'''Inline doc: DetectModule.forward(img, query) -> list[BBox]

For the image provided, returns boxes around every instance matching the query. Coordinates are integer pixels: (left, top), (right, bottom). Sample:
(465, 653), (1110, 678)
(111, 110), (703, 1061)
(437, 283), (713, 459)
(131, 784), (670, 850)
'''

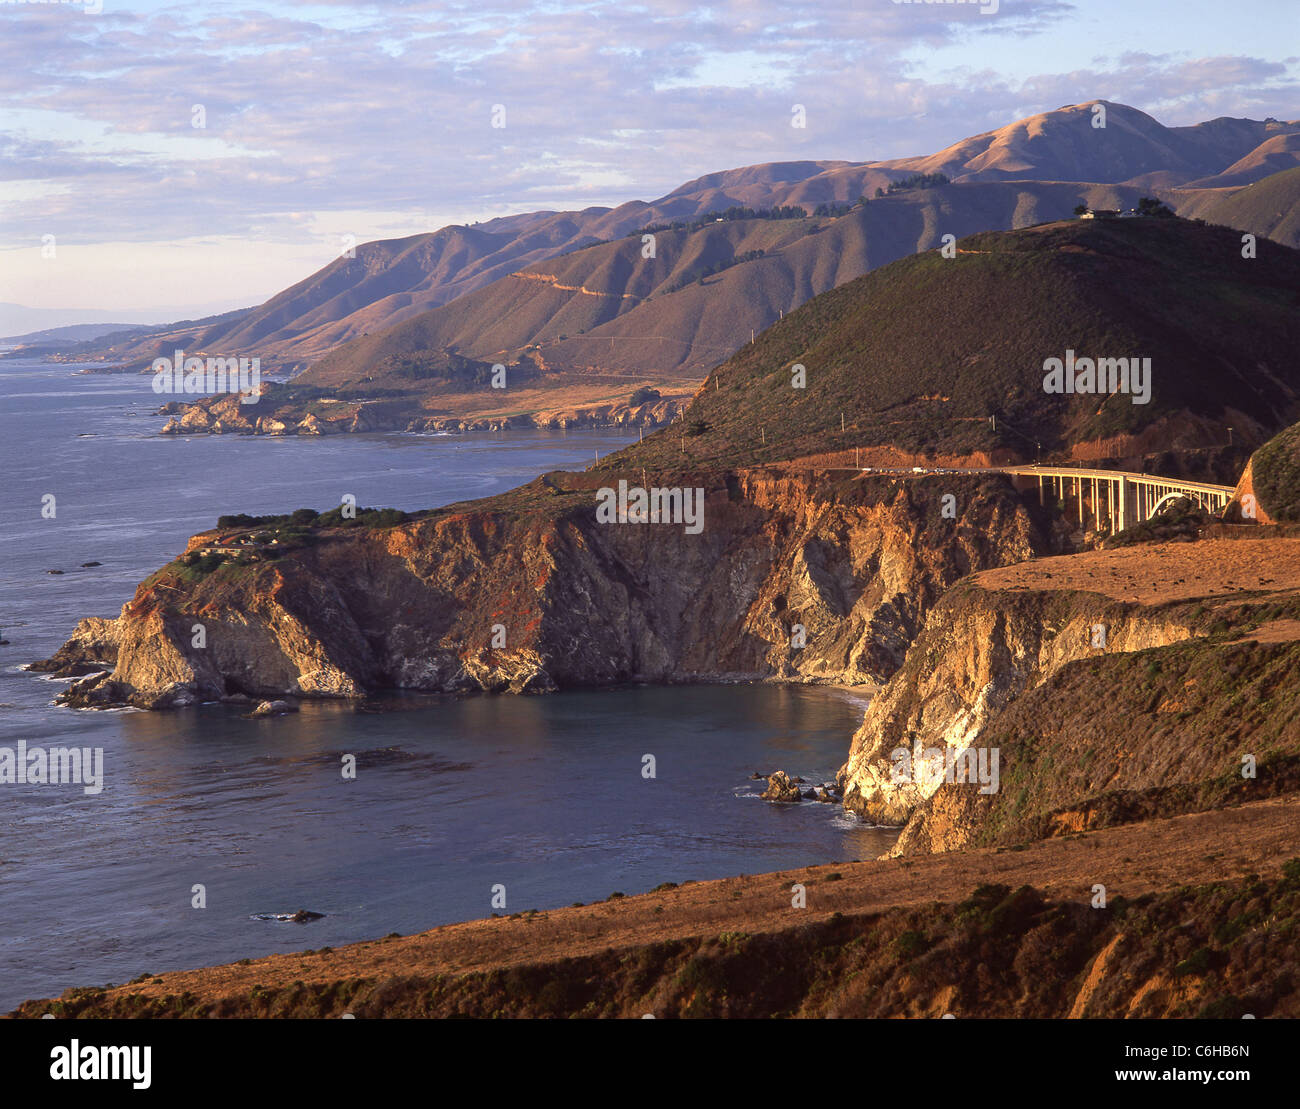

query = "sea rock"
(81, 561), (102, 567)
(761, 770), (803, 803)
(27, 616), (120, 677)
(250, 699), (298, 717)
(298, 413), (341, 436)
(257, 416), (292, 435)
(287, 909), (323, 923)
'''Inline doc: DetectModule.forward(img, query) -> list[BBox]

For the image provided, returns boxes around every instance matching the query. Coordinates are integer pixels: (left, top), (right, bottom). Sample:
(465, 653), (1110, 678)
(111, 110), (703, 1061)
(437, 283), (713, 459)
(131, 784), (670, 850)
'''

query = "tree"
(1137, 196), (1175, 218)
(1073, 203), (1089, 216)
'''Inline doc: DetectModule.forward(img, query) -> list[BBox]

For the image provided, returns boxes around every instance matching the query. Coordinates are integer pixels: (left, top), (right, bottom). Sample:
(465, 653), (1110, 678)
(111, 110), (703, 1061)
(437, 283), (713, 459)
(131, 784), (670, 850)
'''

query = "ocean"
(0, 357), (890, 1011)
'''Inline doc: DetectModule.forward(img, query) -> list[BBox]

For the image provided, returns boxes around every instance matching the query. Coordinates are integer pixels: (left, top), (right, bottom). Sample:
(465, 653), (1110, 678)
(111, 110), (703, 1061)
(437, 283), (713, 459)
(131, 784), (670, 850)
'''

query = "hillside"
(1185, 166), (1300, 249)
(13, 803), (1300, 1017)
(53, 101), (1300, 388)
(301, 181), (1157, 390)
(1235, 414), (1300, 523)
(607, 217), (1300, 475)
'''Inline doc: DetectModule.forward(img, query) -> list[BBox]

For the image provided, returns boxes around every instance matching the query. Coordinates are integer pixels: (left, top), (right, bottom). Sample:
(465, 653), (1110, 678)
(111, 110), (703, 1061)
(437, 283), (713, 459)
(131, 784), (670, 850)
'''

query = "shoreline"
(14, 792), (1297, 1018)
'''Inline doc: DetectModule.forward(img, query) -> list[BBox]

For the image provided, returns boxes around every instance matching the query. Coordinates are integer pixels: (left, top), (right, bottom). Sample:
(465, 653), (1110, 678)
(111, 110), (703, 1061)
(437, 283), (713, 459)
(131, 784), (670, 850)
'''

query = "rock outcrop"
(760, 771), (803, 802)
(839, 537), (1300, 855)
(37, 468), (1048, 710)
(159, 395), (686, 437)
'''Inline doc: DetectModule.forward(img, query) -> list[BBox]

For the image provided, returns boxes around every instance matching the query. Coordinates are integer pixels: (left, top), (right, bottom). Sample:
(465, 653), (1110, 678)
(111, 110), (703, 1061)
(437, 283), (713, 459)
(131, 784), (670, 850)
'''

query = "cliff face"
(839, 538), (1300, 855)
(40, 470), (1046, 710)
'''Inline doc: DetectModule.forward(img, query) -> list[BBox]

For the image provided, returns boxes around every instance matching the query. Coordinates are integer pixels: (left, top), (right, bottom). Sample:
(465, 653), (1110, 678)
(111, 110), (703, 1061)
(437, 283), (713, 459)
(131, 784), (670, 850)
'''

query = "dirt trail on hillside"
(17, 793), (1297, 1013)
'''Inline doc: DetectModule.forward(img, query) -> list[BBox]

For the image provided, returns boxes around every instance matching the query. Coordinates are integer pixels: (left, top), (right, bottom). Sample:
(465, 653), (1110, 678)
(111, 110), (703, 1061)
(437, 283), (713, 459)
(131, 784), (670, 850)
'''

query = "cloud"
(0, 0), (1083, 244)
(0, 0), (1294, 307)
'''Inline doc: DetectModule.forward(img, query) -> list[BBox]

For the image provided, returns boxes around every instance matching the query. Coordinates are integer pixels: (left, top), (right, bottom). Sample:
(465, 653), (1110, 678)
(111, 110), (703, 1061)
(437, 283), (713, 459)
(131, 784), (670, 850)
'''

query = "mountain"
(0, 304), (204, 343)
(302, 180), (1156, 389)
(609, 216), (1300, 477)
(56, 101), (1300, 392)
(876, 102), (1299, 185)
(0, 320), (149, 349)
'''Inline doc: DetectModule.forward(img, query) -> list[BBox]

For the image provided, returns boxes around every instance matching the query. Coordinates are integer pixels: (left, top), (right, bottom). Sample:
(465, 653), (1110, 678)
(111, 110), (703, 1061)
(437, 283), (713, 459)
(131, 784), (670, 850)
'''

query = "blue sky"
(2, 0), (1296, 318)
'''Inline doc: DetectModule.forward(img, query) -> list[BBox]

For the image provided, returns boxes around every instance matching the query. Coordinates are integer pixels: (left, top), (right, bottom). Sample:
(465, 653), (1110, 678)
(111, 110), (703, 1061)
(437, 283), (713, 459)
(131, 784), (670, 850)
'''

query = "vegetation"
(628, 204), (809, 238)
(875, 172), (950, 198)
(603, 218), (1300, 473)
(1248, 419), (1300, 521)
(1103, 497), (1210, 547)
(1137, 196), (1176, 218)
(215, 506), (410, 534)
(663, 249), (767, 293)
(968, 633), (1300, 848)
(811, 199), (867, 217)
(20, 868), (1300, 1018)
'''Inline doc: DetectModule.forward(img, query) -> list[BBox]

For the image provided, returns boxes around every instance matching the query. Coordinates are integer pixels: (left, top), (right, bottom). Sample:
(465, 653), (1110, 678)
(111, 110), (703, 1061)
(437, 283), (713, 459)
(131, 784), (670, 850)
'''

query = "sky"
(1, 0), (1297, 322)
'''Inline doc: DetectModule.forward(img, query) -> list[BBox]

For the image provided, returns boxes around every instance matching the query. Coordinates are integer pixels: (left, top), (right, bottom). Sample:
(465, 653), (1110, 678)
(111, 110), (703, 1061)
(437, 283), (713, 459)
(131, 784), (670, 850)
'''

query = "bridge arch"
(1148, 491), (1192, 516)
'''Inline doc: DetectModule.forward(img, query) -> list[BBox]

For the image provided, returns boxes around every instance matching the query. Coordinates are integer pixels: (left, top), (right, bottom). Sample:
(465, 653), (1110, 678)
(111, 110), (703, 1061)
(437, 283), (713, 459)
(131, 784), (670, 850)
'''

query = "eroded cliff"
(840, 537), (1300, 854)
(38, 469), (1047, 710)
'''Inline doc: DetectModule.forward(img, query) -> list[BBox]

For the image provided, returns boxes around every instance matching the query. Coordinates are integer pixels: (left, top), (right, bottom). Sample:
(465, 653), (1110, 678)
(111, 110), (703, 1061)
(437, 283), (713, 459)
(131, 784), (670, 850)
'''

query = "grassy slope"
(1249, 418), (1300, 521)
(1185, 166), (1300, 249)
(15, 803), (1300, 1018)
(605, 217), (1300, 471)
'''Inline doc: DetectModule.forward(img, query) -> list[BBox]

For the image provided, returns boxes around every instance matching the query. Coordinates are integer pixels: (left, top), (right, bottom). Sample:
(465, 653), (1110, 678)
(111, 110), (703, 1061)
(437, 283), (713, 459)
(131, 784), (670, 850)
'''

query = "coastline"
(15, 792), (1297, 1018)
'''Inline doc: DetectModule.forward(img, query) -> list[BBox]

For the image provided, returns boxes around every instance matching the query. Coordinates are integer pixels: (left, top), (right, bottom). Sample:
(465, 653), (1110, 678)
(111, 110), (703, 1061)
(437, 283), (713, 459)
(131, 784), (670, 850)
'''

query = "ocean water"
(0, 358), (891, 1011)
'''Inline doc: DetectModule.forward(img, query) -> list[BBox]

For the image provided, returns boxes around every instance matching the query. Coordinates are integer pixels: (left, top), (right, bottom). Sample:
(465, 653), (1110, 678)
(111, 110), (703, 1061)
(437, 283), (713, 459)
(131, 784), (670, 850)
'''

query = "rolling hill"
(1183, 166), (1300, 249)
(62, 100), (1300, 389)
(301, 179), (1166, 392)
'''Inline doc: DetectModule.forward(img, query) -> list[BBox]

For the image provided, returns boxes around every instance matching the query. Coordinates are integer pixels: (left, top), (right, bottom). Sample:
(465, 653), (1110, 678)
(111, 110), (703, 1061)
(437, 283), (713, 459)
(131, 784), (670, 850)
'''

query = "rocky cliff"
(156, 391), (688, 436)
(839, 537), (1300, 854)
(37, 469), (1047, 710)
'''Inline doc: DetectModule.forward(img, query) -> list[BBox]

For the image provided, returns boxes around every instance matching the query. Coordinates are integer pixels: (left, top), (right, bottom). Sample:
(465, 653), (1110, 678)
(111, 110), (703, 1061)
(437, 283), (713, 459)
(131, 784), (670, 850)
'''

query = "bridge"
(833, 462), (1236, 537)
(1001, 466), (1235, 536)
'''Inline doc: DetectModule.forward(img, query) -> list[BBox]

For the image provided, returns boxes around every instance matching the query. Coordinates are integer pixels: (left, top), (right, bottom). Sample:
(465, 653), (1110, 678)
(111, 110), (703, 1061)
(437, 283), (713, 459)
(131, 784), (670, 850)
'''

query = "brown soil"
(974, 538), (1300, 605)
